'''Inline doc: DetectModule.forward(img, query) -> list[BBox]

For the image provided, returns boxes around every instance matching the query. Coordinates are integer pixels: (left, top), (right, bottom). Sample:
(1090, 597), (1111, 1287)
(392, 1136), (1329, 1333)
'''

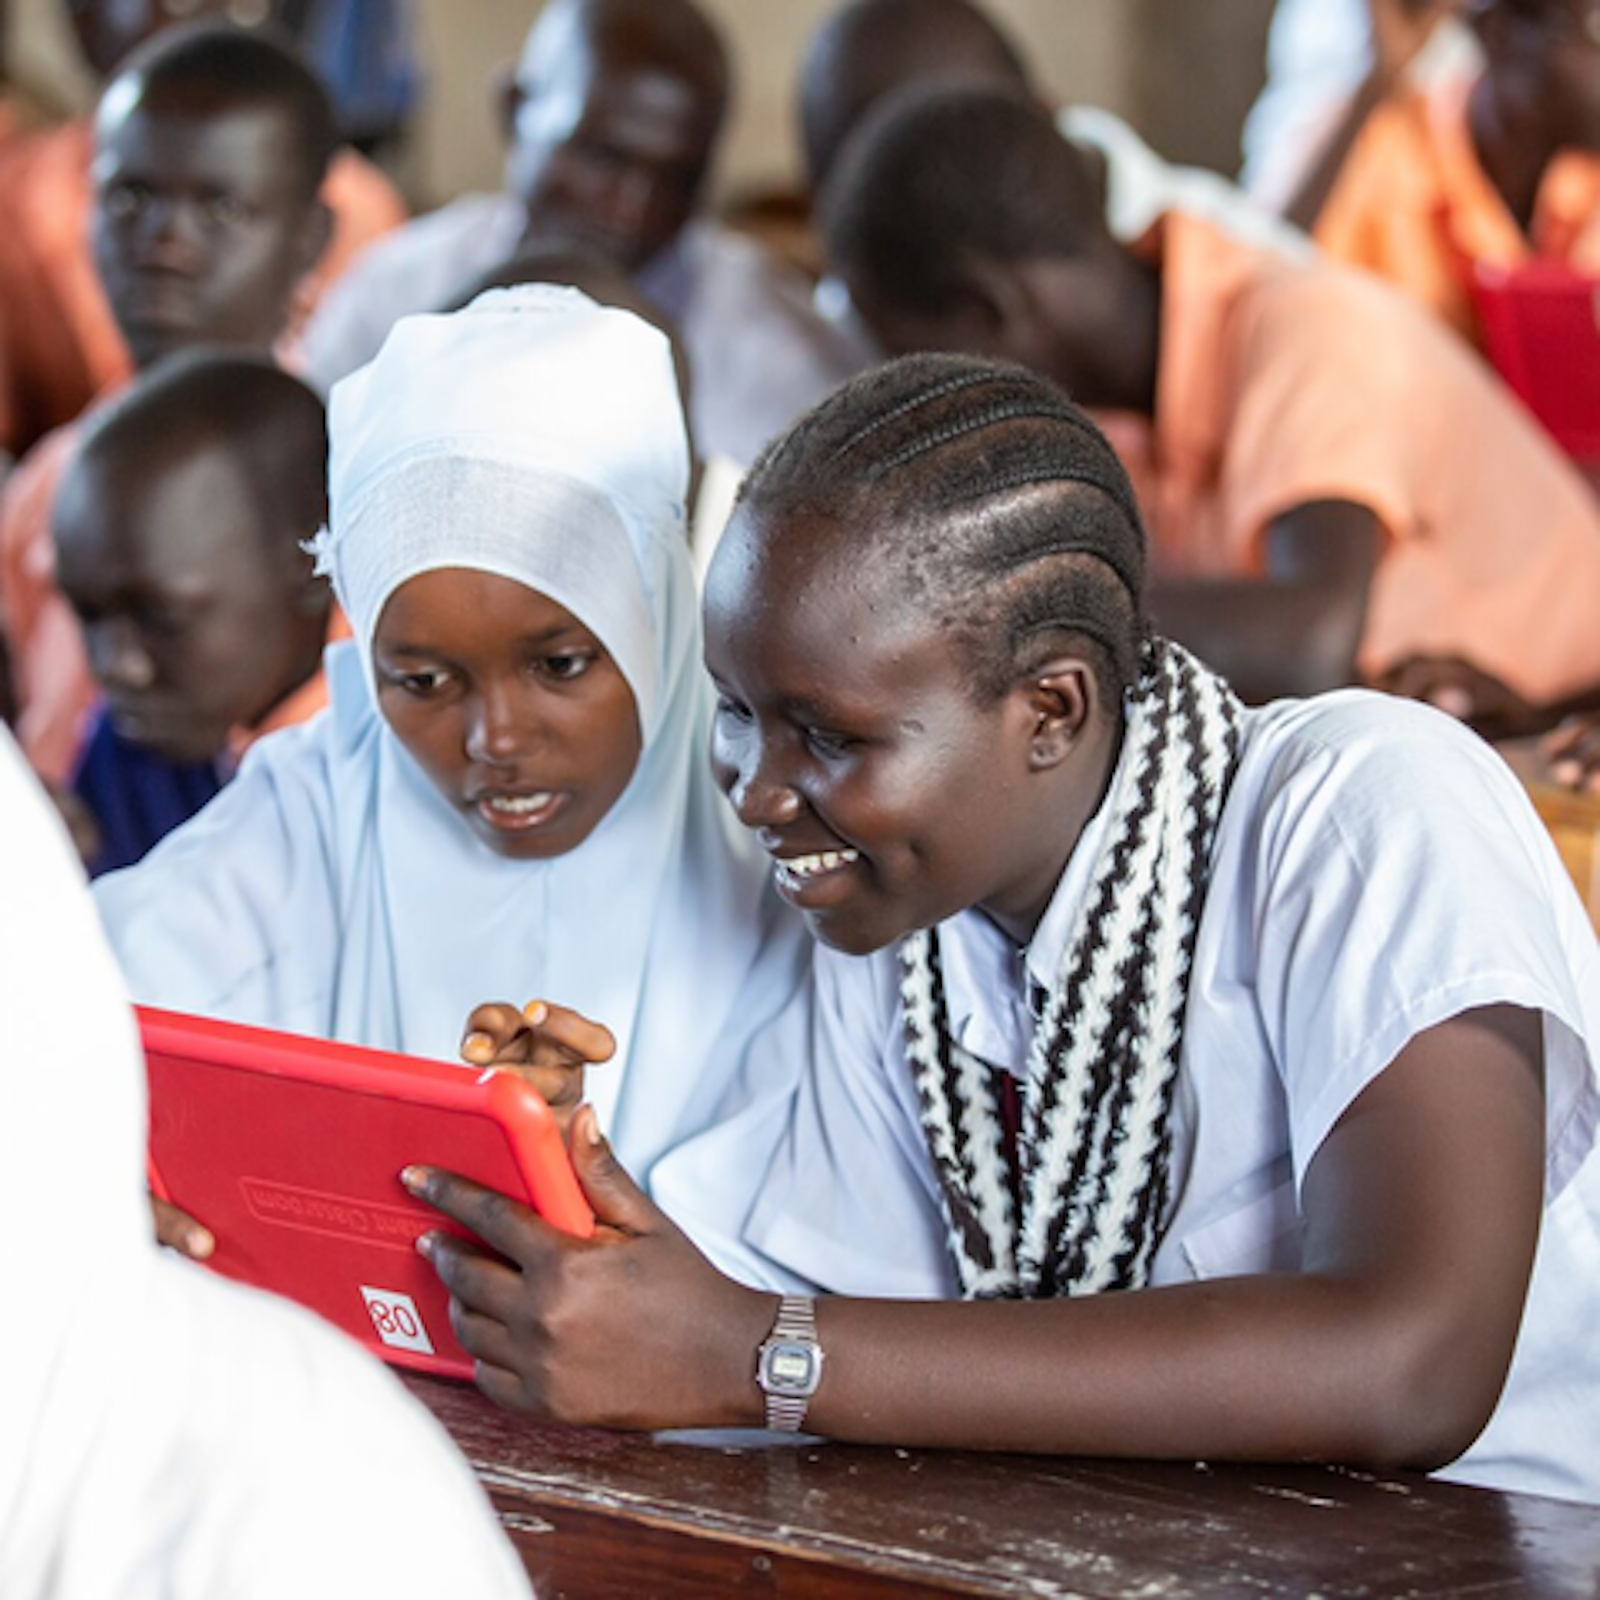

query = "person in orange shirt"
(53, 351), (335, 876)
(0, 0), (404, 462)
(822, 84), (1600, 710)
(0, 21), (342, 788)
(1302, 0), (1600, 348)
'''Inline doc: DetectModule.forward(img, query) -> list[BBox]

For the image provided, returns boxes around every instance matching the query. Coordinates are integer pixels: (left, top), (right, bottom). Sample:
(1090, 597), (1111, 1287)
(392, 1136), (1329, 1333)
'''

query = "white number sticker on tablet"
(360, 1286), (435, 1354)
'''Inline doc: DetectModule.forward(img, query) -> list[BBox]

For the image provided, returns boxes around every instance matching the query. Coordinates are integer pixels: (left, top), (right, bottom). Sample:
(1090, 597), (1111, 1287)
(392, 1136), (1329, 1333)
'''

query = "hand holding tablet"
(141, 1007), (595, 1378)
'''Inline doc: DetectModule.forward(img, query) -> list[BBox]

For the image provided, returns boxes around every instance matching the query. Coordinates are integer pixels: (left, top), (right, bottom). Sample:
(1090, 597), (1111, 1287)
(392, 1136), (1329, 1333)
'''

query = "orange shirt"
(1315, 76), (1600, 346)
(0, 119), (406, 457)
(1116, 212), (1600, 704)
(1, 421), (91, 784)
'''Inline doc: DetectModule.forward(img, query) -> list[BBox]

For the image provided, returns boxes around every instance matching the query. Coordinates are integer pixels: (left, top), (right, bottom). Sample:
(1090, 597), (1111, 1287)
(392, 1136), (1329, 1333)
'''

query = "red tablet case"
(1472, 261), (1600, 464)
(139, 1005), (594, 1379)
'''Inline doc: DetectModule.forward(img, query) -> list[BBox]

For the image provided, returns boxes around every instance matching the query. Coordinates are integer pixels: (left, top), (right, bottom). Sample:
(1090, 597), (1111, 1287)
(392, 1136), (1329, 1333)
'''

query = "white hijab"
(0, 728), (530, 1598)
(93, 287), (809, 1185)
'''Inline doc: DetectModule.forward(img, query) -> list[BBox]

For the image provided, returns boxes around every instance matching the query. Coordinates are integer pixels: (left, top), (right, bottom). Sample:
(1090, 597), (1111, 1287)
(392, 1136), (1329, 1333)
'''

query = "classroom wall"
(6, 0), (1274, 208)
(404, 0), (1267, 210)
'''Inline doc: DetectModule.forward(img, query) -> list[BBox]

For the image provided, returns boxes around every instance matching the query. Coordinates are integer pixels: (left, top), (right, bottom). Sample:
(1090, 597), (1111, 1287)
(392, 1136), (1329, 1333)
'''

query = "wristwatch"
(755, 1294), (824, 1431)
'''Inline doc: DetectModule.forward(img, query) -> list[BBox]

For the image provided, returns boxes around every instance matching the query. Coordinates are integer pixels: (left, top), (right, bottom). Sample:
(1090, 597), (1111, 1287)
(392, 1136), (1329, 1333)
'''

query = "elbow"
(1325, 1318), (1510, 1475)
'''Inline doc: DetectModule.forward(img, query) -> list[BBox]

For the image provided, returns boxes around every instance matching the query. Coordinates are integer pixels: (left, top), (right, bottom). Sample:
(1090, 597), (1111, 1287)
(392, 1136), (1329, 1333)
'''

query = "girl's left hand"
(403, 1108), (774, 1429)
(458, 999), (616, 1134)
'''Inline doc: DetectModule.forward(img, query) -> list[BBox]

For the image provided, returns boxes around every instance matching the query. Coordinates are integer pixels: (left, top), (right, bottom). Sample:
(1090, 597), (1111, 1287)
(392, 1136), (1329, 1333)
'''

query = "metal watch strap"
(761, 1295), (821, 1431)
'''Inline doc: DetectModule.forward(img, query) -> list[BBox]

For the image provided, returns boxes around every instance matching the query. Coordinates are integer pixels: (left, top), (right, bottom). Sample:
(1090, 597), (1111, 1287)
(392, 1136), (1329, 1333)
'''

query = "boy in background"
(54, 352), (332, 876)
(823, 85), (1600, 711)
(0, 21), (337, 787)
(0, 0), (402, 461)
(303, 0), (854, 466)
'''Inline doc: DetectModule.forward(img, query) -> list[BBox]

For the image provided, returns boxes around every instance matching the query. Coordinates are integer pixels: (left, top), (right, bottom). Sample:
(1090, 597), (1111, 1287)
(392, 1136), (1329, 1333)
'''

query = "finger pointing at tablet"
(459, 999), (616, 1131)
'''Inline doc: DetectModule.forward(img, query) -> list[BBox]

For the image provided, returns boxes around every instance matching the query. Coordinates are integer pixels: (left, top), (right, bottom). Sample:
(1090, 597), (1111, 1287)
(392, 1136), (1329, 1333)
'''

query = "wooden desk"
(405, 1376), (1600, 1598)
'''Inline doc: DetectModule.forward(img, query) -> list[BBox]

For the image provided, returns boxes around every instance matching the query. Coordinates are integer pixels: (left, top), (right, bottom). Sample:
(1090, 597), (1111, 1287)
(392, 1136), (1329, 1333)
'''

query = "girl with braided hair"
(411, 355), (1600, 1504)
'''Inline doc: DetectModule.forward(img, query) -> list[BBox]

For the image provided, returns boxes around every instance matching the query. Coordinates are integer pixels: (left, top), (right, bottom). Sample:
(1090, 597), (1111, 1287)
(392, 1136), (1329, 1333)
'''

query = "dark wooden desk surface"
(405, 1375), (1600, 1599)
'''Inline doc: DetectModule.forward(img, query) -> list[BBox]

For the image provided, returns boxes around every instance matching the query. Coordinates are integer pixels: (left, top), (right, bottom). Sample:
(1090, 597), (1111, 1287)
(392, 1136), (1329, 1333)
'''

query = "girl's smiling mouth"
(774, 847), (861, 899)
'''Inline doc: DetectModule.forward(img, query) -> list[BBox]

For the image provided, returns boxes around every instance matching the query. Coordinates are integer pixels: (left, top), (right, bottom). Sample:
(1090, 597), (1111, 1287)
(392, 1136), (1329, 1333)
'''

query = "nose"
(463, 682), (528, 766)
(718, 741), (803, 831)
(92, 618), (155, 692)
(133, 195), (205, 271)
(594, 166), (670, 263)
(610, 168), (658, 234)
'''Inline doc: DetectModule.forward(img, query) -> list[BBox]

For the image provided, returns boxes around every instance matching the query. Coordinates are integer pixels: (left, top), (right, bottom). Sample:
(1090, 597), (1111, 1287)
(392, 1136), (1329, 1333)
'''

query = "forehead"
(58, 437), (275, 579)
(95, 89), (301, 188)
(704, 504), (940, 697)
(375, 568), (593, 646)
(521, 59), (717, 161)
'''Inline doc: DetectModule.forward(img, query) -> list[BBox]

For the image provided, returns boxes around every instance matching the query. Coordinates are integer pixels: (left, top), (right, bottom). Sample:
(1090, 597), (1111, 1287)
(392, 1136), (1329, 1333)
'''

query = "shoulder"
(345, 193), (512, 278)
(676, 221), (831, 324)
(1235, 690), (1526, 833)
(2, 418), (80, 529)
(1228, 251), (1485, 414)
(1221, 691), (1583, 934)
(323, 147), (409, 232)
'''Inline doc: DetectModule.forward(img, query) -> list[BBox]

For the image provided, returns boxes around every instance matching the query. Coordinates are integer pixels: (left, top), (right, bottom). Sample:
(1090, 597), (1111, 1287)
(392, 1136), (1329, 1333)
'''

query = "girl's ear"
(1020, 657), (1098, 772)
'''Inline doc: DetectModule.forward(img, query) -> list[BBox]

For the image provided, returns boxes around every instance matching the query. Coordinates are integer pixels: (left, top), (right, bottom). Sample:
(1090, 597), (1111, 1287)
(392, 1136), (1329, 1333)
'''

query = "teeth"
(485, 792), (553, 816)
(779, 848), (860, 881)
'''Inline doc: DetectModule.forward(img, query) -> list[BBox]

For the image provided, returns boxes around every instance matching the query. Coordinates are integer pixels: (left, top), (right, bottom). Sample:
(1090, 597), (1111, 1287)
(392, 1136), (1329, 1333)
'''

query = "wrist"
(706, 1285), (781, 1428)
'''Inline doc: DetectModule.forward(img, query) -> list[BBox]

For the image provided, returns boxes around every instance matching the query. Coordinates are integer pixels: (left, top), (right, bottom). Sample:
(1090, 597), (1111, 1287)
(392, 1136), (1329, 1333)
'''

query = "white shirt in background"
(1241, 0), (1480, 207)
(0, 726), (532, 1600)
(301, 196), (859, 466)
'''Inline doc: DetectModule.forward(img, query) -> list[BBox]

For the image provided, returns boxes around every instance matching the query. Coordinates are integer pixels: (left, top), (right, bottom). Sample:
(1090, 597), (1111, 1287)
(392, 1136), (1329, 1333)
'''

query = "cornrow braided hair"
(740, 352), (1243, 1298)
(738, 354), (1148, 703)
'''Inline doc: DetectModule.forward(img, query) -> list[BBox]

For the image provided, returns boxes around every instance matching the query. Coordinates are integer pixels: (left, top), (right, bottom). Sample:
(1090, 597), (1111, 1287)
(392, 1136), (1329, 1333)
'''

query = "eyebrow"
(378, 621), (602, 658)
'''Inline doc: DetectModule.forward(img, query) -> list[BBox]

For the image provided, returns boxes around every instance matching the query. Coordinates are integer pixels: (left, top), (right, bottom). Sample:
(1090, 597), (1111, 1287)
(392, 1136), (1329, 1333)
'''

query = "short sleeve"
(1239, 696), (1600, 1197)
(1219, 272), (1431, 561)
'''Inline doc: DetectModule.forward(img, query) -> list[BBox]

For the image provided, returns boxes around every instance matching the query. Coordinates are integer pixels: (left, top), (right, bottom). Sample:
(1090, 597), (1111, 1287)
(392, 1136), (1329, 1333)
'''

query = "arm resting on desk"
(408, 1005), (1542, 1476)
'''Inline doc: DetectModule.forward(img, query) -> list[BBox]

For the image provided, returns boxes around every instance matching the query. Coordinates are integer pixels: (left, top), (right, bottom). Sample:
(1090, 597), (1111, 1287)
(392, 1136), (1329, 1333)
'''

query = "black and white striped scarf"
(900, 638), (1243, 1299)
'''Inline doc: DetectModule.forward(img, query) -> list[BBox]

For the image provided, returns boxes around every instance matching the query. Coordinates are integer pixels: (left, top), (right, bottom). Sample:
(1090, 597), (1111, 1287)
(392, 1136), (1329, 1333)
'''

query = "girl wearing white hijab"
(92, 286), (809, 1190)
(0, 727), (531, 1598)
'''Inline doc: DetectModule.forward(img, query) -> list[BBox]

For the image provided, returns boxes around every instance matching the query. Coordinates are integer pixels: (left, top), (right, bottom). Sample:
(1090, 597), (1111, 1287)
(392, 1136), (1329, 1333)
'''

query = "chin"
(468, 812), (597, 863)
(110, 717), (219, 767)
(803, 906), (904, 959)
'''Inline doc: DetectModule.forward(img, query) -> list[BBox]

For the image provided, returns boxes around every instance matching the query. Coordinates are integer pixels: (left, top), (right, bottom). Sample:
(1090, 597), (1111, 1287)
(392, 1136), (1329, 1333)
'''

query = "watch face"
(760, 1339), (819, 1395)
